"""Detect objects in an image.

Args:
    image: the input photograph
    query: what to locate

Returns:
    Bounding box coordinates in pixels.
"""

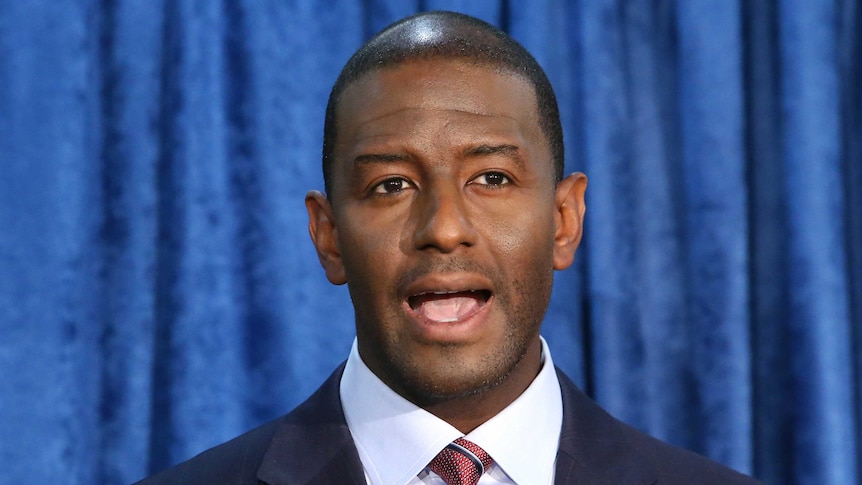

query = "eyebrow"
[352,144,524,167]
[353,152,410,166]
[464,144,519,156]
[464,144,525,169]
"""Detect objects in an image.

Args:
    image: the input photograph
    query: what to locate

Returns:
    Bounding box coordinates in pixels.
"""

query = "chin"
[404,375,500,405]
[394,351,519,405]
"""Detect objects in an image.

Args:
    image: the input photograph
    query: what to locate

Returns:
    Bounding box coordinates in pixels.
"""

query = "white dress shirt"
[340,337,563,485]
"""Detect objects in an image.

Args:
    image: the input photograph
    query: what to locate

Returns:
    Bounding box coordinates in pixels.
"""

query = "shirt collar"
[340,337,563,485]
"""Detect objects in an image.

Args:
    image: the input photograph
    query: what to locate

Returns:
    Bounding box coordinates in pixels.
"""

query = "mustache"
[395,257,498,292]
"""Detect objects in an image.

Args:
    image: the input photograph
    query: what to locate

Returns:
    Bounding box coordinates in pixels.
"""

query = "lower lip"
[403,296,494,342]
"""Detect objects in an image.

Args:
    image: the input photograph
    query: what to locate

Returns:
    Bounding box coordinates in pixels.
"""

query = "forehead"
[333,58,546,163]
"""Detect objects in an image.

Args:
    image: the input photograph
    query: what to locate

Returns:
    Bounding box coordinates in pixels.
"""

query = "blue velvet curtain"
[1,1,859,483]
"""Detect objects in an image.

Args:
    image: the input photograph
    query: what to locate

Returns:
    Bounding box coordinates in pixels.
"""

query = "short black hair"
[321,10,564,195]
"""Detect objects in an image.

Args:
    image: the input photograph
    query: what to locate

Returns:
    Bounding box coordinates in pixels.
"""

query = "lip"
[400,273,493,300]
[400,273,494,342]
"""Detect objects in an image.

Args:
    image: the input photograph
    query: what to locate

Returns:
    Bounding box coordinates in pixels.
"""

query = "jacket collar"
[255,364,658,485]
[256,364,366,485]
[554,369,658,485]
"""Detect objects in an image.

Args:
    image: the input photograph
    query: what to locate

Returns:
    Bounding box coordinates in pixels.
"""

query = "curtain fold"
[776,1,857,482]
[675,0,751,469]
[1,1,859,483]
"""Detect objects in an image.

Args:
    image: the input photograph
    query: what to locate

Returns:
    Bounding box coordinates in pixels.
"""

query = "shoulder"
[134,365,348,485]
[133,416,285,485]
[616,419,762,484]
[554,369,762,485]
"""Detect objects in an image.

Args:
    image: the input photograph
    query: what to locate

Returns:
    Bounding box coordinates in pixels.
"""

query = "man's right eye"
[373,178,411,194]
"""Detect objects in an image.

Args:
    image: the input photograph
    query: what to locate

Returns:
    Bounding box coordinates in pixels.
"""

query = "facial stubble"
[363,262,554,409]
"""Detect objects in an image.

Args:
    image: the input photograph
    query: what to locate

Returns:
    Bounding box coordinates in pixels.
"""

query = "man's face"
[308,58,585,406]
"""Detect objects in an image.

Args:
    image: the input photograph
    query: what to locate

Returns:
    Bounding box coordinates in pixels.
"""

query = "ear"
[552,172,587,271]
[305,191,347,285]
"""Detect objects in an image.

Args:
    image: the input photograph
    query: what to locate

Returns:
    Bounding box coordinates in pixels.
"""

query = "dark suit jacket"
[137,365,762,484]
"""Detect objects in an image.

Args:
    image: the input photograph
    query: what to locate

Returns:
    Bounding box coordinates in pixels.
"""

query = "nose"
[412,185,478,253]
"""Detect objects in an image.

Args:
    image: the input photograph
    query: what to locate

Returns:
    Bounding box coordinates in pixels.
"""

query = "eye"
[373,177,413,194]
[472,171,510,187]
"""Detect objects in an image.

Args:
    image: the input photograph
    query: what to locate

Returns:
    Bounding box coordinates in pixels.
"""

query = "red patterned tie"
[427,437,494,485]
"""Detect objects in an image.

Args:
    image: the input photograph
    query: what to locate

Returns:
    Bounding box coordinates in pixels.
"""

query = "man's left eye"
[473,172,510,186]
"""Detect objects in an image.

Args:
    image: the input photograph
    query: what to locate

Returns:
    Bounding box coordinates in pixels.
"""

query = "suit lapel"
[256,365,366,485]
[554,369,657,485]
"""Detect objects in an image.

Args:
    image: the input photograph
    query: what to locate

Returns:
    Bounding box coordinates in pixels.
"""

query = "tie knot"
[427,437,494,485]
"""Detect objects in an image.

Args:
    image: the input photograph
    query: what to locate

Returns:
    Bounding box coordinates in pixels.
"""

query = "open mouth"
[407,290,492,323]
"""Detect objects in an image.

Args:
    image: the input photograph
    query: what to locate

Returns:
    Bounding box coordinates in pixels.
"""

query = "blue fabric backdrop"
[1,1,859,483]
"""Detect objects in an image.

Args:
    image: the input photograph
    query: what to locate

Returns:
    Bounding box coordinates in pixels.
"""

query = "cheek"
[483,202,556,262]
[337,215,406,294]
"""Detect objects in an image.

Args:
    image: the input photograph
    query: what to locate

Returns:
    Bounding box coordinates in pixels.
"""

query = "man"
[138,11,761,485]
